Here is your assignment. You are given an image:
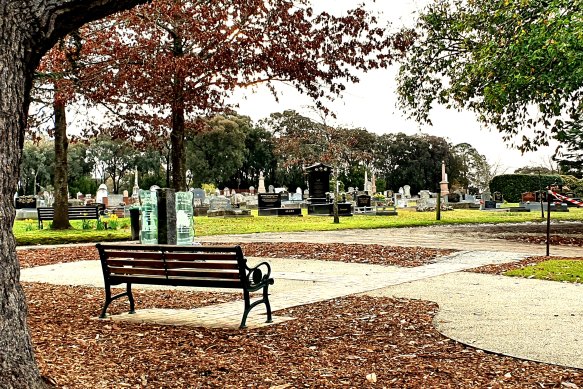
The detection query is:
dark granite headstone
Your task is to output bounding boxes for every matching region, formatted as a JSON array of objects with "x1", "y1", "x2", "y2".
[
  {"x1": 493, "y1": 191, "x2": 503, "y2": 203},
  {"x1": 157, "y1": 188, "x2": 176, "y2": 245},
  {"x1": 484, "y1": 200, "x2": 497, "y2": 209},
  {"x1": 15, "y1": 196, "x2": 36, "y2": 209},
  {"x1": 258, "y1": 193, "x2": 281, "y2": 209},
  {"x1": 305, "y1": 163, "x2": 332, "y2": 200},
  {"x1": 356, "y1": 195, "x2": 371, "y2": 208}
]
